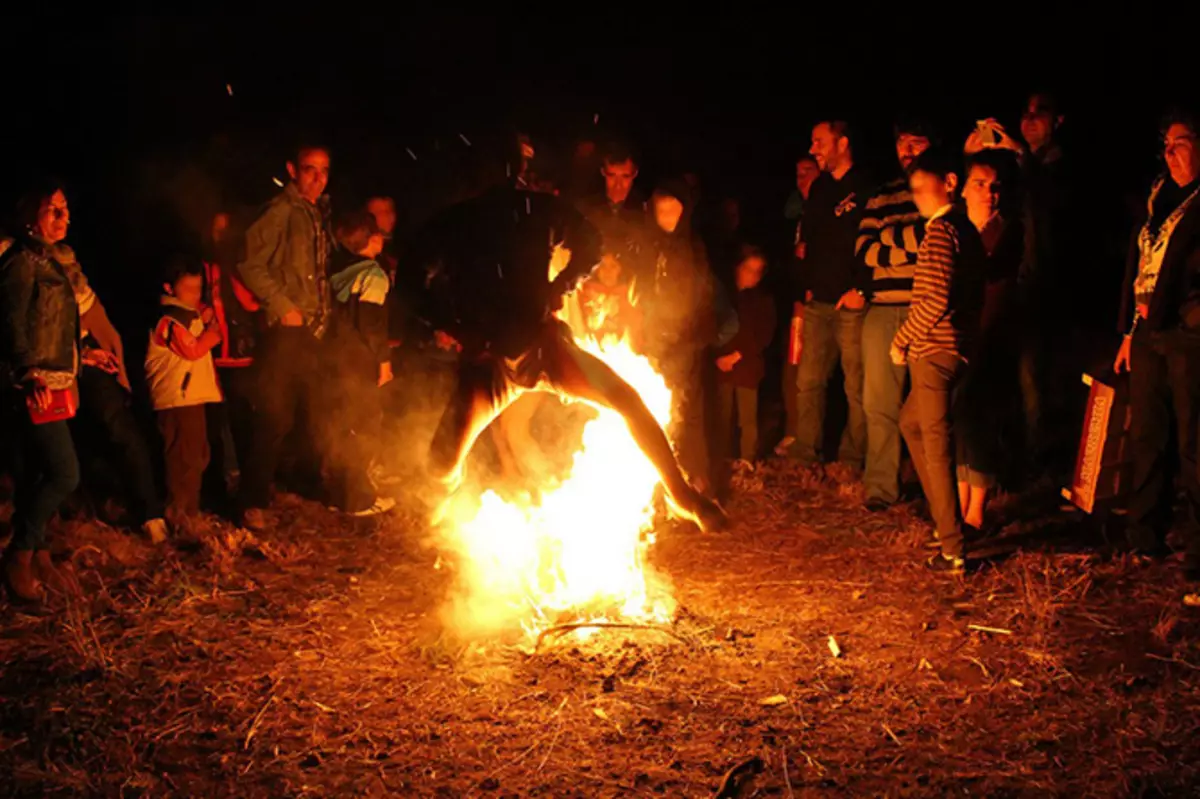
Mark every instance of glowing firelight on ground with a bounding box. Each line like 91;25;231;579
436;255;677;642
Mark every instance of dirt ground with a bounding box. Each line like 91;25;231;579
2;462;1200;798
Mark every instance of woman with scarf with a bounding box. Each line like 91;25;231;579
1115;109;1200;586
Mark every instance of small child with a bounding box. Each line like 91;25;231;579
327;210;397;517
145;258;223;531
714;246;777;469
577;250;643;347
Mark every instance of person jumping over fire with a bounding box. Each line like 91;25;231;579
406;134;728;533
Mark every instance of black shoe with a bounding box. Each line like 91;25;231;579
863;498;891;514
926;553;965;575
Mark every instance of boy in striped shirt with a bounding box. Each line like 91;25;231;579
890;151;986;573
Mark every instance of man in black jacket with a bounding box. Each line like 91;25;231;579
408;163;727;533
1114;110;1200;582
791;119;874;470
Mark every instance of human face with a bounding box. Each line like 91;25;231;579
909;169;956;218
735;255;766;291
287;148;331;203
366;198;396;235
211;212;230;244
809;123;848;174
653;195;684;233
596;254;622;287
1164;123;1200;187
169;273;204;309
35;190;70;244
896;133;931;171
364;233;385;259
1020;95;1059;153
601;158;638;205
795;158;820;196
963;165;1001;225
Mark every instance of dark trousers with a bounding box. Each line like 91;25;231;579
429;321;711;521
11;418;80;551
204;365;257;507
716;383;758;461
656;344;710;488
325;366;380;514
794;302;866;467
158;405;210;520
1127;331;1200;556
75;365;164;522
901;352;964;558
240;328;321;511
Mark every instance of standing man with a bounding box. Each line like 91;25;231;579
777;154;821;457
792;120;873;471
857;121;934;511
236;144;334;531
577;143;649;281
1114;110;1200;587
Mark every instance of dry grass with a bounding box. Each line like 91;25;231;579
2;465;1200;797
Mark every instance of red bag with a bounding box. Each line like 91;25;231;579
787;313;804;365
28;388;78;425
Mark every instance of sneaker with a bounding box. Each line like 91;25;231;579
863;497;891;514
926;553;965;574
241;508;269;532
774;436;796;457
142;518;169;544
351;497;397;518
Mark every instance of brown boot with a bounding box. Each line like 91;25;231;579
3;549;44;605
33;550;73;595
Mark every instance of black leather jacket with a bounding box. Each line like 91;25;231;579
0;234;80;383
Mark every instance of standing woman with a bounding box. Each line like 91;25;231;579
0;183;82;607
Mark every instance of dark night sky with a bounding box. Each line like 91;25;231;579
3;12;1193;323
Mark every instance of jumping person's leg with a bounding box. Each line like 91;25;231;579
542;330;728;532
428;357;519;494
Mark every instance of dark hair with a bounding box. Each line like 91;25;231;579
737;243;767;265
290;143;330;166
907;149;961;182
965;149;1019;181
652;177;690;205
16;177;67;228
335;209;380;255
601;141;637;167
796;153;818;166
1160;106;1200;138
1026;90;1062;119
163;255;203;287
815;119;855;151
893;116;942;146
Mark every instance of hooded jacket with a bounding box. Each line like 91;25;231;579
144;295;222;410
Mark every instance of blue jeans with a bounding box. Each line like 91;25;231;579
12;418;80;551
794;302;865;467
862;305;909;503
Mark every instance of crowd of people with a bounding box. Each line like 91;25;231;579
2;89;1199;611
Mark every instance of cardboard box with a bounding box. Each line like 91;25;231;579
1062;373;1131;514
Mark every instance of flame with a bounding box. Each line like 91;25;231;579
436;253;675;642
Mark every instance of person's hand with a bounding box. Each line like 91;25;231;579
279;309;305;327
716;352;742;372
24;378;53;412
1114;335;1133;374
889;343;908;366
82;347;121;375
836;289;866;311
990;122;1024;154
434;330;462;353
964;128;986;155
804;290;814;304
378;361;395;387
200;306;215;325
793;242;807;260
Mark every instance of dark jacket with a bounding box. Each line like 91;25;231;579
795;166;874;304
717;286;777;388
203;256;260;369
577;191;651;280
404;185;601;358
1118;177;1200;334
0;235;80;384
643;223;717;352
978;214;1026;336
237;183;332;334
328;247;391;374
